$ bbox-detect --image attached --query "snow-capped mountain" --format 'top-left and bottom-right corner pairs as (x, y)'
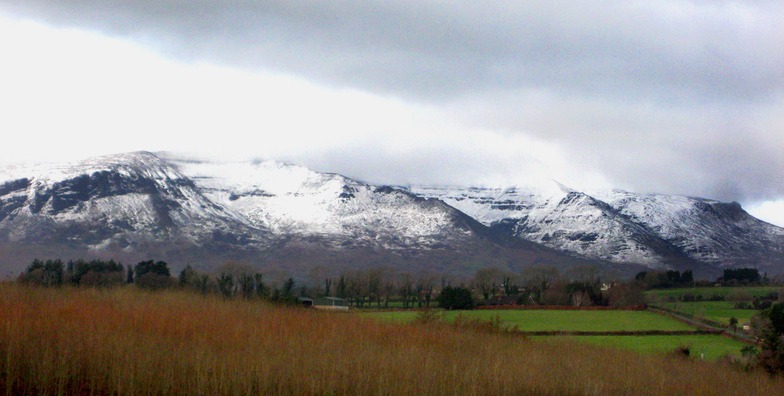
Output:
(1, 151), (781, 278)
(0, 152), (589, 277)
(164, 155), (475, 250)
(0, 152), (266, 252)
(410, 184), (784, 273)
(594, 190), (784, 267)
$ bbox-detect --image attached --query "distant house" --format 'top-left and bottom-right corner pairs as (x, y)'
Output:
(313, 297), (349, 310)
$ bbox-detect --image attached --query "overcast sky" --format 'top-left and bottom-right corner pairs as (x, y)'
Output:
(0, 1), (782, 226)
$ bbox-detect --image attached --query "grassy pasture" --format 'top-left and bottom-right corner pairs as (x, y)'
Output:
(363, 309), (748, 360)
(2, 283), (783, 395)
(656, 301), (758, 325)
(363, 309), (696, 332)
(543, 335), (748, 361)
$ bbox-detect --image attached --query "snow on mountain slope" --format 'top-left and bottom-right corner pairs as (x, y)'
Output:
(412, 183), (784, 270)
(410, 184), (688, 267)
(0, 152), (265, 250)
(5, 152), (574, 278)
(165, 155), (475, 249)
(2, 152), (781, 274)
(411, 184), (567, 224)
(0, 152), (504, 258)
(593, 190), (784, 266)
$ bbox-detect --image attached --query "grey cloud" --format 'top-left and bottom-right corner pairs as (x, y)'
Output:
(283, 143), (555, 190)
(450, 90), (783, 203)
(5, 1), (782, 103)
(2, 1), (783, 204)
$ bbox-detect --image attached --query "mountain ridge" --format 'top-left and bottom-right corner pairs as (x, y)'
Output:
(409, 184), (784, 274)
(1, 152), (606, 279)
(1, 151), (781, 278)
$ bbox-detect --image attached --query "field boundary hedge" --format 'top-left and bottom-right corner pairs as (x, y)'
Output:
(478, 305), (647, 311)
(648, 305), (756, 344)
(648, 305), (726, 328)
(520, 330), (719, 336)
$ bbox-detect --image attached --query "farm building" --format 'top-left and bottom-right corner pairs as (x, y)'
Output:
(298, 297), (313, 308)
(313, 297), (349, 310)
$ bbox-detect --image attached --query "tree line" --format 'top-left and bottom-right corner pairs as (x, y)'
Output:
(635, 267), (772, 290)
(18, 258), (173, 289)
(16, 259), (303, 304)
(461, 265), (645, 309)
(16, 259), (651, 309)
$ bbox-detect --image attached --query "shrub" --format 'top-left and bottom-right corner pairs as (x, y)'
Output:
(607, 283), (646, 306)
(134, 260), (172, 290)
(755, 299), (774, 310)
(751, 303), (784, 374)
(728, 290), (753, 302)
(671, 345), (691, 359)
(452, 313), (516, 333)
(134, 260), (171, 278)
(414, 309), (443, 325)
(437, 286), (475, 310)
(729, 317), (739, 333)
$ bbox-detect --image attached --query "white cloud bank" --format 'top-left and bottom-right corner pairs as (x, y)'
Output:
(0, 14), (609, 191)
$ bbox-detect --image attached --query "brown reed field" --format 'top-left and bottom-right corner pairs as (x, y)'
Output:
(1, 282), (783, 395)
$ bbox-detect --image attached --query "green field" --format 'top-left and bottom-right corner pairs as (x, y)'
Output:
(362, 309), (749, 360)
(645, 286), (780, 301)
(362, 309), (696, 332)
(656, 301), (758, 325)
(537, 335), (748, 360)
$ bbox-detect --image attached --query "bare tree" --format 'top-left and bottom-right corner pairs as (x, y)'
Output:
(398, 272), (414, 308)
(238, 272), (256, 299)
(523, 265), (560, 304)
(346, 270), (368, 308)
(501, 272), (522, 296)
(382, 271), (397, 308)
(217, 272), (235, 298)
(474, 268), (503, 303)
(366, 268), (385, 308)
(216, 262), (256, 299)
(416, 273), (437, 308)
(336, 274), (348, 299)
(564, 265), (598, 283)
(570, 290), (592, 306)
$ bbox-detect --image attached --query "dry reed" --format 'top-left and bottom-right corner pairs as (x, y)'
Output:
(1, 283), (782, 395)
